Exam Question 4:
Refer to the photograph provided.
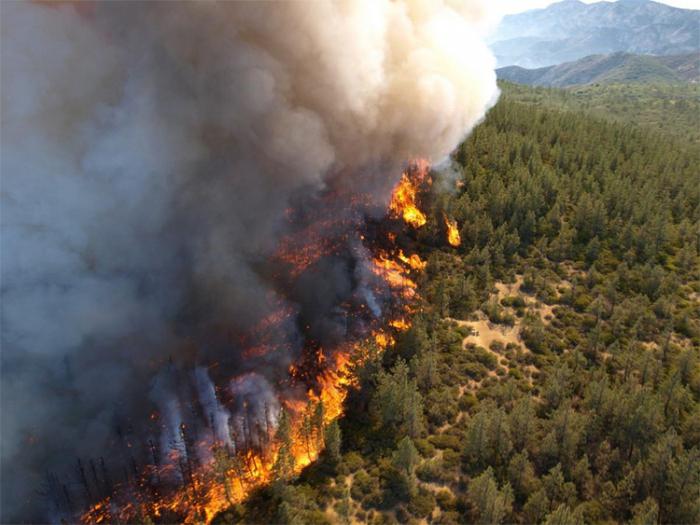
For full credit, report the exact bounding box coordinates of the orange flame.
[371,254,417,299]
[444,214,461,247]
[389,160,431,228]
[397,250,427,271]
[374,330,395,348]
[389,318,410,331]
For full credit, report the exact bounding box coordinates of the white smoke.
[0,0,499,521]
[229,373,280,450]
[194,366,232,449]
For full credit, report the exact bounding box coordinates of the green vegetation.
[502,81,700,143]
[497,52,700,88]
[214,85,700,524]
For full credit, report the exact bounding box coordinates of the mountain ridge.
[491,0,700,68]
[496,51,700,87]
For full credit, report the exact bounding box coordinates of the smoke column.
[0,1,498,521]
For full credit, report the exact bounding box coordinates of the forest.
[212,82,700,524]
[503,81,700,143]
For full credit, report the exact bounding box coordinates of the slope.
[501,80,700,143]
[490,0,700,68]
[497,52,700,87]
[213,84,700,525]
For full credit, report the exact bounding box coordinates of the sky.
[498,0,700,15]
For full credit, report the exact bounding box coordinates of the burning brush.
[79,161,433,524]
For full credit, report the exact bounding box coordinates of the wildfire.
[444,214,461,247]
[389,159,431,228]
[81,162,430,525]
[83,335,413,525]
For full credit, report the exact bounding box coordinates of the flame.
[371,254,417,299]
[444,214,461,247]
[397,249,427,271]
[308,350,355,422]
[81,161,431,524]
[374,330,395,348]
[389,318,410,331]
[389,160,431,228]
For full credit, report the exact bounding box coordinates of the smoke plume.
[0,1,498,521]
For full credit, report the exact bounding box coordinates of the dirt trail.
[462,317,521,350]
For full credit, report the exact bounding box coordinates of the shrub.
[436,489,457,511]
[414,438,436,458]
[426,389,459,427]
[409,490,436,518]
[472,347,498,369]
[464,362,489,379]
[337,451,365,476]
[508,368,523,380]
[455,325,474,338]
[489,340,506,353]
[416,458,444,483]
[484,300,515,326]
[459,393,478,411]
[428,434,461,451]
[329,483,347,500]
[434,511,461,524]
[502,295,527,308]
[442,449,461,469]
[573,293,592,312]
[351,470,373,499]
[395,505,410,523]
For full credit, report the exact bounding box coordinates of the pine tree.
[212,447,235,504]
[370,359,425,438]
[273,409,296,482]
[544,504,584,525]
[392,437,419,477]
[324,421,341,465]
[466,467,513,525]
[312,401,325,449]
[631,497,659,525]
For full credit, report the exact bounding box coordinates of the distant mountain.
[497,52,700,87]
[491,0,700,68]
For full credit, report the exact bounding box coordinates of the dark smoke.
[0,1,497,521]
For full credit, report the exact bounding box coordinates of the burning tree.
[77,160,442,524]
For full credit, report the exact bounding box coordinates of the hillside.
[502,81,700,143]
[660,53,700,81]
[490,0,700,68]
[497,52,700,87]
[213,86,700,525]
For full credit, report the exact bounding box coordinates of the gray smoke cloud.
[1,1,498,521]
